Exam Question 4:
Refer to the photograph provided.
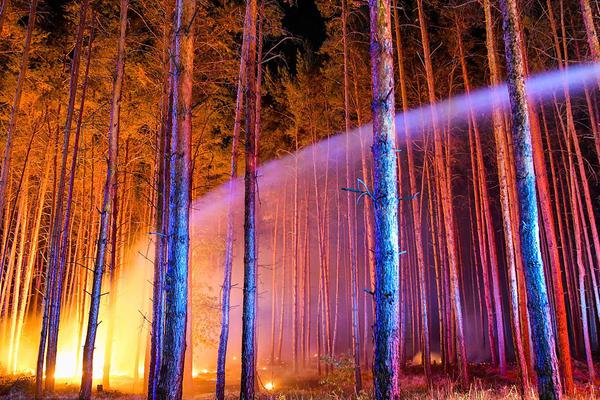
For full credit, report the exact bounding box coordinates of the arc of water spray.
[190,63,600,221]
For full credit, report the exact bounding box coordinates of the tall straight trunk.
[369,0,400,396]
[239,0,257,395]
[216,3,249,395]
[79,1,127,398]
[341,0,362,392]
[391,0,428,375]
[456,21,507,372]
[148,8,172,398]
[417,0,468,382]
[36,2,88,395]
[482,0,529,386]
[0,0,37,233]
[499,0,562,398]
[156,0,195,396]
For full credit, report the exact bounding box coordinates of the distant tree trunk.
[156,0,195,397]
[369,0,400,397]
[215,3,249,398]
[341,0,362,392]
[239,0,258,395]
[417,0,468,382]
[79,1,127,399]
[391,1,427,374]
[456,20,507,372]
[0,0,37,252]
[499,0,562,398]
[148,7,172,399]
[36,1,88,395]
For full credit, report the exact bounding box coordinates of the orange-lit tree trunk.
[417,0,468,382]
[392,0,429,378]
[482,0,530,387]
[456,22,507,372]
[36,1,88,395]
[79,1,127,398]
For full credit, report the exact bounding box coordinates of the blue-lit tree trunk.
[368,0,400,397]
[240,0,258,395]
[499,0,562,398]
[156,0,195,397]
[78,2,128,399]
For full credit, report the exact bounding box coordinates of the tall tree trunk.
[148,7,172,398]
[498,0,562,398]
[392,0,429,376]
[417,0,468,382]
[482,0,529,386]
[215,2,249,397]
[341,0,362,392]
[239,0,258,395]
[369,0,400,396]
[36,1,88,395]
[156,0,195,397]
[79,1,127,398]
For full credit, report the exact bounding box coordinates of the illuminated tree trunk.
[156,0,195,396]
[579,0,600,61]
[368,0,400,396]
[456,21,507,372]
[239,0,258,394]
[269,200,279,366]
[417,0,468,382]
[148,9,172,398]
[481,0,529,386]
[0,0,37,236]
[12,132,51,372]
[79,1,127,398]
[36,1,88,395]
[391,1,427,374]
[499,0,562,397]
[215,2,249,397]
[341,0,362,392]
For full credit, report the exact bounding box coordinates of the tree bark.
[79,1,127,398]
[239,0,258,395]
[369,0,400,396]
[498,0,562,398]
[156,0,195,397]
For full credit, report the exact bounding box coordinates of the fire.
[264,381,274,391]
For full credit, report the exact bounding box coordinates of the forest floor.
[0,363,599,399]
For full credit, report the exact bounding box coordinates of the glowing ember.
[264,381,274,391]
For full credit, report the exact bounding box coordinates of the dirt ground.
[1,363,599,399]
